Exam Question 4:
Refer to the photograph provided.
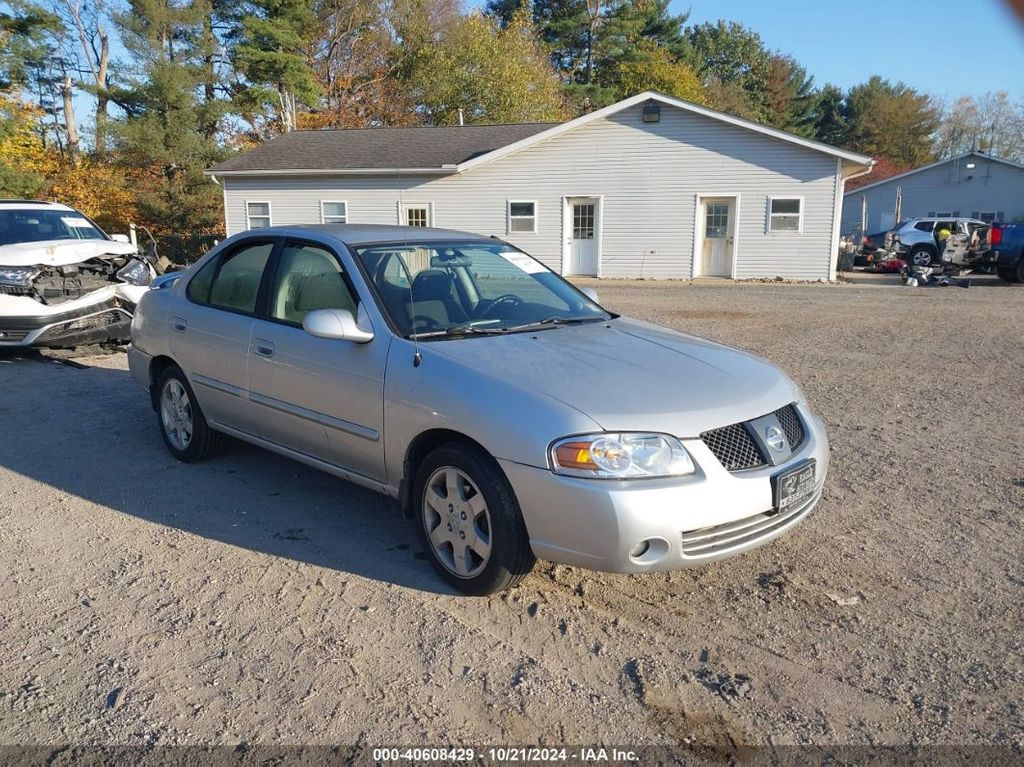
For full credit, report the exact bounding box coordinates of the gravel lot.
[1,275,1022,752]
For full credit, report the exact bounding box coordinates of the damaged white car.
[0,200,157,348]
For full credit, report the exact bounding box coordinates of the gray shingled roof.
[208,123,557,174]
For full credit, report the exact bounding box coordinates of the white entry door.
[566,198,599,276]
[701,198,735,277]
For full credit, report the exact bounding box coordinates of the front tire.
[415,443,535,595]
[156,364,223,462]
[909,245,935,267]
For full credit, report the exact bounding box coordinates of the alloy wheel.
[422,466,492,578]
[161,378,193,451]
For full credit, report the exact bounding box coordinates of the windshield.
[353,240,611,338]
[0,209,108,245]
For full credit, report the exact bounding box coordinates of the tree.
[114,0,226,236]
[0,94,48,196]
[811,83,846,147]
[763,54,816,136]
[0,0,59,90]
[603,42,703,103]
[302,0,418,128]
[47,0,114,154]
[843,76,937,168]
[407,10,565,125]
[487,0,690,111]
[682,20,770,121]
[227,0,321,133]
[934,92,1024,163]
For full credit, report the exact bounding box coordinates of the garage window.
[246,201,272,229]
[320,201,348,224]
[768,198,802,233]
[507,201,537,233]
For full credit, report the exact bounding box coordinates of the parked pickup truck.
[987,224,1024,283]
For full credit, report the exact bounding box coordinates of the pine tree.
[114,0,226,237]
[226,0,320,134]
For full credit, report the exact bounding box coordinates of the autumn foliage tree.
[408,10,565,125]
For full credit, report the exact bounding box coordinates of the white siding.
[842,155,1024,234]
[222,103,842,280]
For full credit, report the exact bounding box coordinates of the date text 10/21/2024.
[372,747,640,762]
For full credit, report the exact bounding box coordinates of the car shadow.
[0,350,457,595]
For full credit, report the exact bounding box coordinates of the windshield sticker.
[499,252,546,274]
[61,217,93,228]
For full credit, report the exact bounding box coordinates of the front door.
[248,239,388,482]
[566,197,599,276]
[701,198,735,277]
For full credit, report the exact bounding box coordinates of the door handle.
[171,317,187,333]
[253,339,275,358]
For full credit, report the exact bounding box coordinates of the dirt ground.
[1,275,1022,753]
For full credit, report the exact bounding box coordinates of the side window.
[768,198,802,232]
[186,256,219,303]
[913,221,935,232]
[268,241,358,325]
[193,242,274,313]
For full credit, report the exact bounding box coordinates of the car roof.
[0,200,75,211]
[248,223,500,246]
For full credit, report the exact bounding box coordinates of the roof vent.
[642,103,661,123]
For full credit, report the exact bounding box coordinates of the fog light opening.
[629,540,650,558]
[628,537,670,565]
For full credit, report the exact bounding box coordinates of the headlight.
[0,266,40,287]
[116,258,154,286]
[550,433,695,479]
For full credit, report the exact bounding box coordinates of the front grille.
[700,403,807,472]
[679,485,820,559]
[775,403,805,450]
[700,422,764,471]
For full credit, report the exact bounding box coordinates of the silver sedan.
[128,225,828,594]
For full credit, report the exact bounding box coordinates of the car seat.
[410,269,468,329]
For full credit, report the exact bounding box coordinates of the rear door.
[248,238,389,482]
[169,238,276,435]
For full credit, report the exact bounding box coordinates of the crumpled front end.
[0,255,156,348]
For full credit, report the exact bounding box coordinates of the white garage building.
[208,91,873,281]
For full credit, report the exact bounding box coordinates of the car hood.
[0,239,138,267]
[425,317,800,437]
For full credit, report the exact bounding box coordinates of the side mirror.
[303,307,374,343]
[150,272,181,290]
[110,234,131,243]
[580,286,600,304]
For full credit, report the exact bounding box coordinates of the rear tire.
[908,245,935,267]
[156,364,223,462]
[997,264,1022,283]
[414,442,535,595]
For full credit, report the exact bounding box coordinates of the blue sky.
[680,0,1024,100]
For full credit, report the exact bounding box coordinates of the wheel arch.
[399,428,494,518]
[148,354,179,410]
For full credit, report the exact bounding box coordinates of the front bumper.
[500,407,829,573]
[0,285,147,348]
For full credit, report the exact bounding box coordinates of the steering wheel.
[479,293,523,318]
[411,315,444,333]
